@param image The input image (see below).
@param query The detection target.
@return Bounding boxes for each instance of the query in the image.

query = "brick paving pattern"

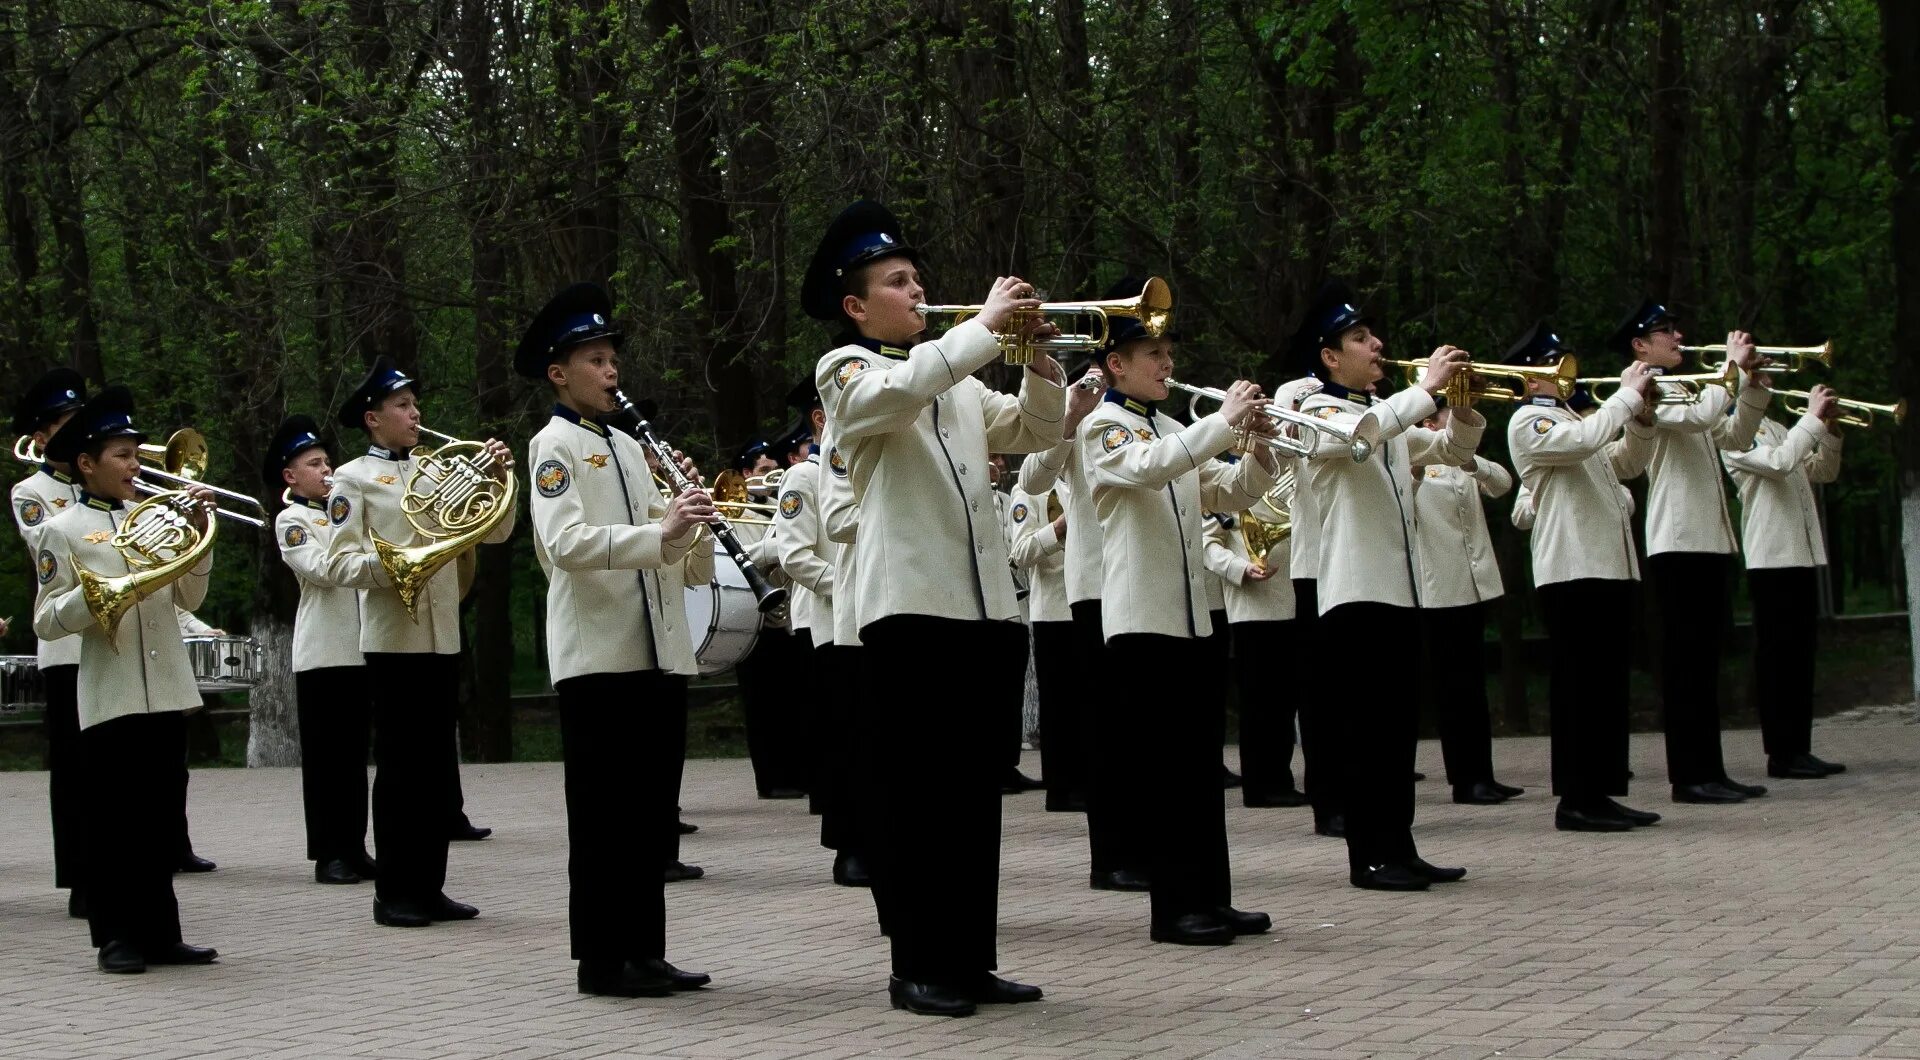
[2,723,1917,1059]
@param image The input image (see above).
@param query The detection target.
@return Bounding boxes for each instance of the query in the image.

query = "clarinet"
[609,389,789,614]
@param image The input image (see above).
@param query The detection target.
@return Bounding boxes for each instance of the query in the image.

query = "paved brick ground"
[2,722,1917,1060]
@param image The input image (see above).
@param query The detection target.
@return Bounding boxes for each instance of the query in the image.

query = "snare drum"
[184,635,266,692]
[0,655,44,719]
[682,542,763,675]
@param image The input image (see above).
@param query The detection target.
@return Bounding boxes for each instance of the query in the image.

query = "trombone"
[13,429,266,529]
[1385,356,1580,407]
[1166,380,1373,462]
[710,469,779,526]
[918,276,1174,366]
[1682,340,1833,371]
[1772,389,1906,429]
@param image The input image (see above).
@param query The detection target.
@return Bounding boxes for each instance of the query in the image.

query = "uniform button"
[976,543,986,554]
[958,464,968,475]
[970,500,980,512]
[148,649,158,659]
[940,428,950,439]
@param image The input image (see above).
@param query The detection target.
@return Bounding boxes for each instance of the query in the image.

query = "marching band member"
[1270,373,1341,836]
[1503,323,1661,831]
[10,368,88,916]
[1007,469,1083,812]
[168,607,219,874]
[731,424,806,802]
[1201,487,1307,808]
[1292,279,1482,891]
[324,355,517,928]
[1720,386,1848,780]
[32,386,219,973]
[1080,314,1277,946]
[990,452,1042,795]
[1410,406,1524,805]
[266,415,376,885]
[1608,301,1774,804]
[519,282,716,997]
[806,199,1065,1016]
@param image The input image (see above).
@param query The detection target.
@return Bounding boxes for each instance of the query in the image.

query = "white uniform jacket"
[528,408,709,682]
[1273,377,1324,587]
[816,323,1067,628]
[774,453,834,642]
[1201,501,1296,624]
[1507,391,1654,585]
[12,465,83,669]
[734,521,789,632]
[819,438,862,648]
[275,496,365,672]
[1720,414,1842,570]
[1007,485,1069,624]
[1017,438,1106,607]
[32,494,210,730]
[1299,383,1484,613]
[1080,394,1275,641]
[1411,457,1512,609]
[1634,375,1772,555]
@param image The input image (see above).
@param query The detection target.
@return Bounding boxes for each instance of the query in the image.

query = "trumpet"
[1682,340,1833,371]
[1386,356,1579,407]
[1577,360,1746,406]
[918,276,1174,366]
[73,486,222,651]
[1772,389,1906,429]
[375,424,517,620]
[1166,380,1373,462]
[13,430,264,529]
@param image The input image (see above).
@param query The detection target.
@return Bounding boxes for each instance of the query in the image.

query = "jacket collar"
[1528,395,1563,408]
[287,493,326,511]
[850,335,910,361]
[79,491,122,512]
[551,402,609,436]
[367,443,408,461]
[38,463,73,485]
[1317,379,1372,404]
[1102,388,1155,418]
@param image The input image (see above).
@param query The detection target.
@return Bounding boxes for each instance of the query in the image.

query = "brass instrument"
[72,487,220,652]
[1045,491,1063,523]
[1772,389,1906,429]
[710,469,778,526]
[375,424,517,620]
[137,429,270,522]
[13,431,264,529]
[280,475,336,508]
[1167,380,1373,462]
[1386,355,1579,408]
[1578,360,1746,406]
[918,276,1174,366]
[13,435,45,465]
[1237,473,1293,568]
[1682,340,1833,371]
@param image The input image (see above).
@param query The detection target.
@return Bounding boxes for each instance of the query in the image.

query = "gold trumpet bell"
[710,468,776,525]
[1387,355,1578,407]
[377,435,517,619]
[73,491,219,652]
[918,276,1175,366]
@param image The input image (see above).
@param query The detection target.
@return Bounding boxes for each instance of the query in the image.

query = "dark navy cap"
[336,355,419,431]
[1568,383,1596,414]
[786,377,822,413]
[11,367,87,436]
[515,283,624,380]
[1503,319,1567,367]
[44,385,143,464]
[1286,279,1368,377]
[1607,299,1674,354]
[733,438,771,472]
[262,415,327,487]
[773,418,813,456]
[802,200,921,322]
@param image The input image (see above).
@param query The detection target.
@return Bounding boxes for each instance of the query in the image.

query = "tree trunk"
[1879,0,1920,706]
[339,0,420,371]
[1053,0,1095,301]
[1648,0,1693,308]
[22,0,103,384]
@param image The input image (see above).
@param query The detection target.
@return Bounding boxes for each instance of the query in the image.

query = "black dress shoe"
[1412,771,1427,782]
[1718,777,1768,798]
[1221,767,1243,790]
[449,823,493,841]
[964,972,1043,1004]
[97,940,146,974]
[1150,912,1235,945]
[1350,864,1430,891]
[1314,814,1346,838]
[758,787,806,799]
[1244,789,1310,808]
[1407,857,1467,883]
[373,898,433,927]
[1806,754,1846,775]
[428,894,479,921]
[348,852,378,879]
[1673,782,1745,804]
[1089,868,1151,892]
[888,977,976,1017]
[1452,782,1509,805]
[1045,792,1089,812]
[662,861,705,883]
[1000,769,1044,794]
[175,853,217,873]
[1212,906,1272,935]
[577,958,672,997]
[1489,780,1525,798]
[67,889,87,919]
[315,858,362,885]
[832,852,872,887]
[1602,799,1661,826]
[1768,755,1827,779]
[632,957,709,990]
[145,942,218,965]
[1555,802,1633,832]
[677,820,698,835]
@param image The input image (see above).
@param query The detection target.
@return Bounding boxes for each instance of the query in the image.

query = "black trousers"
[1031,620,1086,810]
[1647,551,1732,785]
[1321,602,1422,874]
[557,670,681,961]
[42,665,83,890]
[1071,600,1146,875]
[1229,620,1301,798]
[662,673,689,866]
[858,616,1023,985]
[367,652,460,903]
[1419,603,1495,789]
[82,712,186,950]
[738,627,809,795]
[1538,579,1634,801]
[1750,567,1818,759]
[816,643,869,858]
[1291,580,1340,827]
[1109,632,1231,926]
[296,666,372,863]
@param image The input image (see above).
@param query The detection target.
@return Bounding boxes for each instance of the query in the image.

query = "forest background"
[4,0,1918,765]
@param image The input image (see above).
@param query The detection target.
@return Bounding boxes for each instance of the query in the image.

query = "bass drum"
[682,541,762,675]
